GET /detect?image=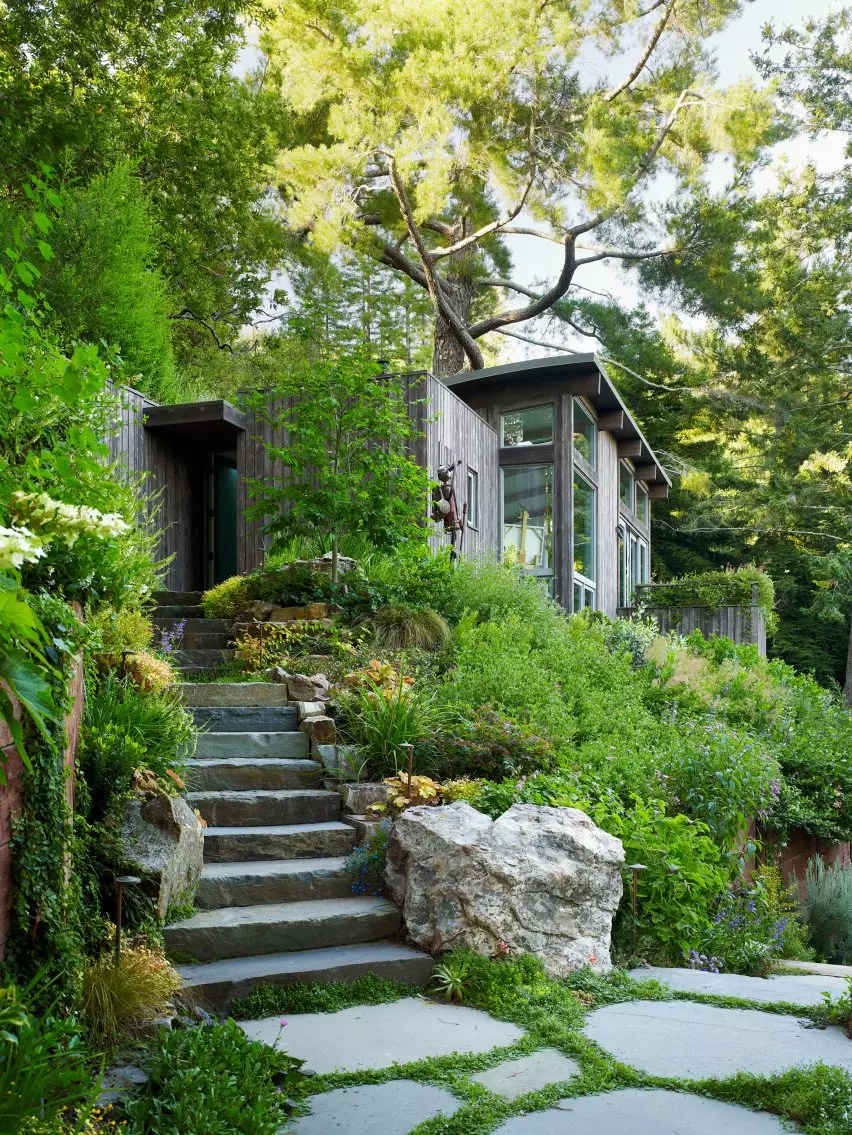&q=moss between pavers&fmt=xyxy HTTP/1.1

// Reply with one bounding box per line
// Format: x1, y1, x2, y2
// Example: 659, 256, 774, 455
250, 955, 852, 1135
